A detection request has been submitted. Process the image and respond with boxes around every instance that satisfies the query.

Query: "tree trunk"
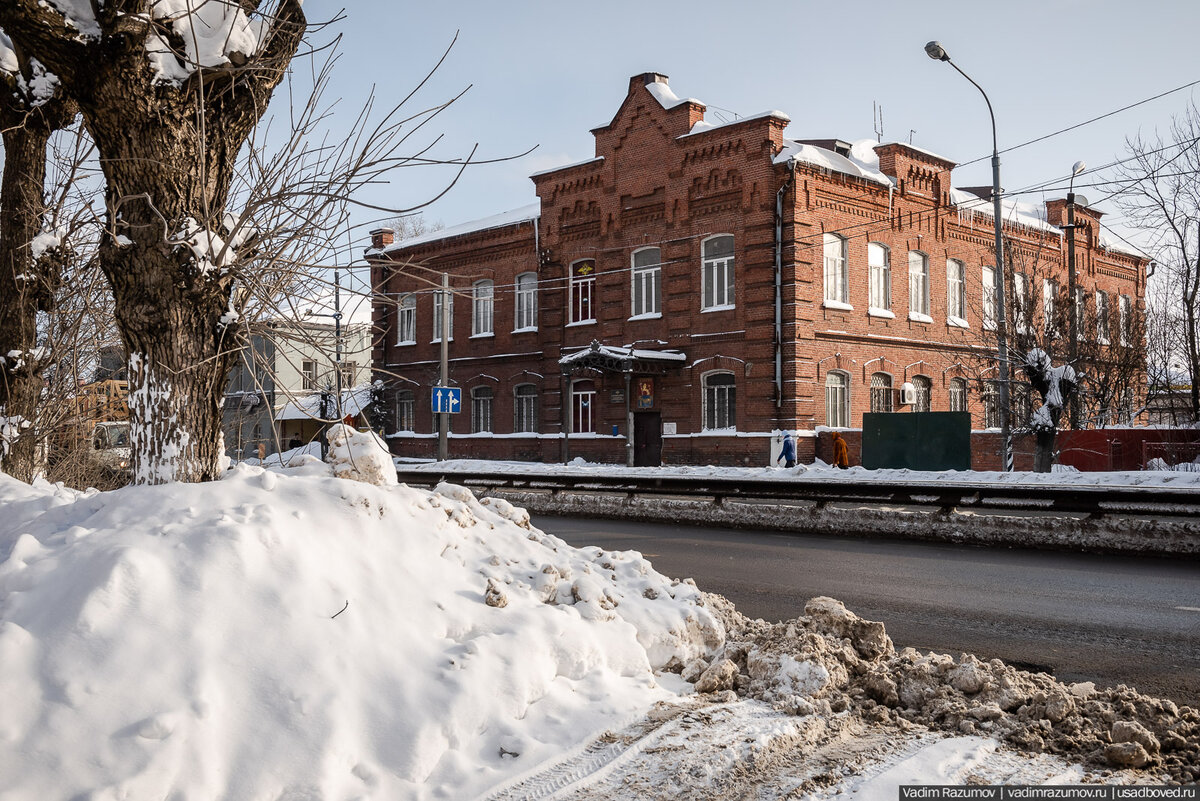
[0,125,53,481]
[1033,429,1056,473]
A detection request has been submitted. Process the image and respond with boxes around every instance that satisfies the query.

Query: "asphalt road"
[534,515,1200,708]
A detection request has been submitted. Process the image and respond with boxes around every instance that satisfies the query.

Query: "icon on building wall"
[636,378,654,409]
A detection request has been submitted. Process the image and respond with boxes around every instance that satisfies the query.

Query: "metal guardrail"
[395,469,1200,520]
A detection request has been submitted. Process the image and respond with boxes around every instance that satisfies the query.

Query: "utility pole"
[1066,161,1086,429]
[438,272,449,461]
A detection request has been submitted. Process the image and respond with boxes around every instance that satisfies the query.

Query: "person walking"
[831,430,849,468]
[778,431,796,468]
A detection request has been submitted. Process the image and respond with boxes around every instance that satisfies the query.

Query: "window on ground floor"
[870,372,894,413]
[572,379,595,433]
[471,386,493,433]
[395,389,414,432]
[912,374,932,412]
[702,371,736,431]
[825,370,849,427]
[514,383,538,433]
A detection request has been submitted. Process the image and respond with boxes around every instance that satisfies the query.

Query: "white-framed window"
[947,259,965,321]
[395,390,414,431]
[869,242,891,310]
[339,361,356,388]
[702,371,736,431]
[701,235,735,310]
[569,259,595,324]
[912,375,932,412]
[1074,287,1086,334]
[1013,272,1028,333]
[982,381,1001,429]
[514,384,538,433]
[472,279,494,337]
[948,378,967,412]
[908,251,929,318]
[471,386,493,433]
[433,291,453,342]
[631,247,661,318]
[825,370,850,428]
[1096,290,1110,344]
[823,233,848,305]
[982,266,997,330]
[396,293,416,345]
[870,372,894,413]
[1119,294,1131,347]
[301,359,317,391]
[1042,279,1057,337]
[571,379,595,433]
[515,272,537,331]
[1012,382,1032,428]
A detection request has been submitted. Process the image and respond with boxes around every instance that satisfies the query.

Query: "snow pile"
[173,216,248,275]
[685,596,1200,783]
[0,466,722,798]
[325,423,397,486]
[0,413,29,458]
[146,0,271,84]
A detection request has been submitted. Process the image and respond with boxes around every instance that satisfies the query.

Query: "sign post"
[438,273,450,461]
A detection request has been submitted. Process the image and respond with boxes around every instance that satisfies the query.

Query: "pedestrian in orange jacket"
[831,431,849,468]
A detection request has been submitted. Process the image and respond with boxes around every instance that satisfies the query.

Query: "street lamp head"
[1071,160,1086,176]
[925,41,950,61]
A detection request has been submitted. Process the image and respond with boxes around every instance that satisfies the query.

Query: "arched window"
[514,272,537,331]
[823,233,848,304]
[631,247,661,317]
[912,375,932,413]
[701,235,735,310]
[908,251,929,317]
[571,379,595,433]
[471,386,493,433]
[396,293,416,345]
[825,371,850,427]
[1012,382,1032,428]
[702,372,736,431]
[868,243,890,310]
[982,381,1001,429]
[569,259,595,324]
[472,279,494,337]
[948,378,967,413]
[514,384,538,433]
[870,372,894,413]
[395,389,414,431]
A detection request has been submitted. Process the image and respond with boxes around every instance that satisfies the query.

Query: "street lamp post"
[926,41,1013,471]
[1066,160,1086,429]
[305,266,344,457]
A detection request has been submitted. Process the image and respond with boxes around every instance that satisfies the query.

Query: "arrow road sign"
[432,386,462,414]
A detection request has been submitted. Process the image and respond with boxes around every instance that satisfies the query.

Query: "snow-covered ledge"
[868,307,895,319]
[947,316,969,328]
[822,299,853,312]
[909,311,933,324]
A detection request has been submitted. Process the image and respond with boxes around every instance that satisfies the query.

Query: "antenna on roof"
[908,129,916,145]
[873,102,884,143]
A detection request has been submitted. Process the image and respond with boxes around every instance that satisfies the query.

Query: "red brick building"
[367,73,1147,466]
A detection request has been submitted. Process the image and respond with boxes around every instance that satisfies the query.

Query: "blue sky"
[322,0,1199,261]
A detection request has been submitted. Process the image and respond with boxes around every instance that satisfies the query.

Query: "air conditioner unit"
[900,382,918,406]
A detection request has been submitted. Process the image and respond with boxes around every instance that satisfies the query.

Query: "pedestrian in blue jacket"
[778,431,796,468]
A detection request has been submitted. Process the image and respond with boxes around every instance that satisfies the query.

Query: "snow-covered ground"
[1,433,1196,798]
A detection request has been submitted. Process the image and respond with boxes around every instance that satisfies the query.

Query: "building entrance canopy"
[558,339,686,375]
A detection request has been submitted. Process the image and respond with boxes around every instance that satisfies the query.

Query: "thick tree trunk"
[1033,429,1056,473]
[0,125,53,481]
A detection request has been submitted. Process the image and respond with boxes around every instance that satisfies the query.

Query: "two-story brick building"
[367,73,1147,466]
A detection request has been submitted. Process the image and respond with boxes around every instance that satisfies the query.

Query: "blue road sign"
[432,386,462,414]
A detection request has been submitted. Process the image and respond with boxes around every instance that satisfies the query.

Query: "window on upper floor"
[1013,272,1029,334]
[1043,279,1057,338]
[471,386,493,433]
[825,370,850,428]
[514,272,537,331]
[869,243,891,310]
[569,260,595,325]
[472,280,494,337]
[1119,294,1132,347]
[301,359,317,391]
[823,233,848,305]
[339,361,356,389]
[395,390,414,432]
[870,372,894,413]
[702,372,736,431]
[1096,290,1110,344]
[701,235,735,310]
[947,259,966,322]
[908,251,929,318]
[433,291,454,342]
[912,375,932,412]
[396,293,416,345]
[982,266,997,330]
[514,384,538,433]
[948,378,967,412]
[631,247,661,318]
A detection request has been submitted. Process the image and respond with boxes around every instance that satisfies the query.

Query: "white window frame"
[823,233,849,306]
[396,293,416,345]
[301,359,317,391]
[982,266,997,330]
[1013,272,1029,333]
[983,381,1001,429]
[946,259,966,324]
[702,371,737,431]
[471,386,493,433]
[1042,279,1057,337]
[569,259,596,325]
[630,247,662,319]
[339,361,356,388]
[395,390,414,432]
[1119,294,1131,347]
[472,279,494,337]
[948,378,967,412]
[908,251,930,320]
[1096,290,1110,344]
[701,234,735,311]
[514,384,538,433]
[514,272,537,332]
[433,291,453,342]
[571,379,595,433]
[825,370,850,428]
[868,243,891,312]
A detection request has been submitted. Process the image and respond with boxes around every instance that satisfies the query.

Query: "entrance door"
[633,412,662,466]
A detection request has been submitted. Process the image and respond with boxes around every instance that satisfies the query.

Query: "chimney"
[629,72,669,93]
[369,227,395,250]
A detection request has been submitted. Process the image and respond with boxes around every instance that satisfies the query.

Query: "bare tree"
[1111,102,1200,423]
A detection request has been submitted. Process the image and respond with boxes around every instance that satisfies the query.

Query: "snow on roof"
[645,80,702,110]
[774,138,893,188]
[275,385,373,421]
[559,344,686,366]
[949,188,1059,235]
[679,109,792,139]
[878,141,956,165]
[528,156,604,178]
[376,203,540,253]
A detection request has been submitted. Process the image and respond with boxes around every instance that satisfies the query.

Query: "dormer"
[874,142,955,201]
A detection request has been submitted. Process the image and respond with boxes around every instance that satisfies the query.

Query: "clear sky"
[318,0,1198,265]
